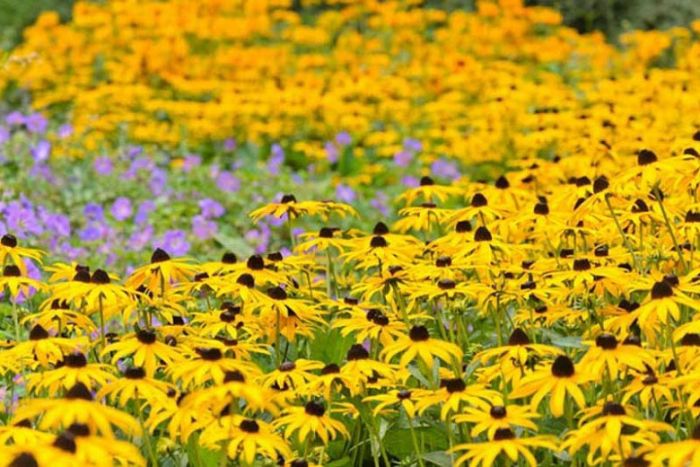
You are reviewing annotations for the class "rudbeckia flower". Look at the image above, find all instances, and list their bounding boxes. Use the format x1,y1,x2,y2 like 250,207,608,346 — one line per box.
273,400,349,444
510,355,589,417
13,383,141,438
382,325,462,369
0,234,44,275
450,428,557,466
454,404,540,439
102,329,183,377
126,248,197,294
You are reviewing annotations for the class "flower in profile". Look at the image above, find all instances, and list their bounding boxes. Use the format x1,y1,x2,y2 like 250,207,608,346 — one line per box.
454,404,540,439
450,428,557,467
273,400,349,443
382,325,462,369
199,416,292,464
0,234,44,275
13,382,141,438
510,355,588,417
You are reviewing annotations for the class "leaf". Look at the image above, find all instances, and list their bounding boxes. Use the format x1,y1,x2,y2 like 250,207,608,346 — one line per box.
325,457,352,467
308,328,355,363
213,233,254,257
422,451,453,467
383,426,449,459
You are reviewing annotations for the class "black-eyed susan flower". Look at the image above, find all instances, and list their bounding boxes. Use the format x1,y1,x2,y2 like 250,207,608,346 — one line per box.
273,400,349,444
382,325,462,369
454,404,540,439
102,329,183,377
450,428,557,466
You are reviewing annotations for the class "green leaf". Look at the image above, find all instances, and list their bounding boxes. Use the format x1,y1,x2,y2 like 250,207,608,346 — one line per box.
422,451,453,467
308,327,354,363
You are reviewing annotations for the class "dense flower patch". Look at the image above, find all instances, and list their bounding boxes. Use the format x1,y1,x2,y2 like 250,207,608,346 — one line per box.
1,148,700,465
4,0,700,466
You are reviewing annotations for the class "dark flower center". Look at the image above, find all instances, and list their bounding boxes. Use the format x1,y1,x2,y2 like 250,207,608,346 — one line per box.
91,269,110,284
619,299,640,312
455,220,472,233
67,423,90,437
136,329,157,344
595,333,618,350
224,370,245,383
495,175,510,189
551,355,575,378
319,227,336,238
372,314,389,326
686,211,700,223
444,378,466,393
9,453,38,467
237,273,255,288
631,199,649,213
72,270,90,282
663,274,679,287
493,428,515,441
373,222,389,235
623,455,649,467
53,432,77,453
65,383,93,400
279,361,296,372
471,193,487,207
219,310,238,323
151,248,171,263
239,419,260,433
64,353,87,368
436,256,452,267
637,149,657,166
1,234,18,247
347,344,369,360
593,176,609,193
474,226,492,242
305,401,326,417
3,265,20,277
602,402,626,416
692,424,700,440
490,405,507,419
344,297,359,305
681,333,700,347
124,367,146,379
29,325,49,340
171,316,185,325
247,255,264,270
573,259,591,271
508,328,530,346
370,236,388,248
281,194,297,204
438,279,456,290
290,460,309,467
642,374,658,385
321,363,340,375
397,390,412,400
196,347,222,361
420,176,434,186
651,281,673,299
409,325,430,342
221,251,237,264
594,245,609,257
267,286,288,300
533,202,549,215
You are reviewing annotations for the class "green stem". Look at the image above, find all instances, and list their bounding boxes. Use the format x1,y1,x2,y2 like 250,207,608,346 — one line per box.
405,408,425,467
11,300,20,342
654,189,688,272
604,195,640,271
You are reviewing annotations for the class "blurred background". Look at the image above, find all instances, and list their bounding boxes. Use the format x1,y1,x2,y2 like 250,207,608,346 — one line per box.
3,0,700,49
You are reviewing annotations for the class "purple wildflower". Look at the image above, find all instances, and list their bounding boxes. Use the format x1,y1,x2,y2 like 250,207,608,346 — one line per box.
199,198,225,218
110,197,133,221
31,140,51,162
192,215,218,240
216,171,240,193
393,150,412,167
335,184,356,203
431,159,460,180
157,230,190,256
93,156,113,176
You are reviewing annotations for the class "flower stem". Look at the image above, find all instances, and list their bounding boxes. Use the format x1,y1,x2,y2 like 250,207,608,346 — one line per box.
654,188,688,272
405,409,425,467
604,195,640,271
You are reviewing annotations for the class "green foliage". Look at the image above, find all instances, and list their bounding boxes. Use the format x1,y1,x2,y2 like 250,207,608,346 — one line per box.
0,0,74,50
525,0,700,39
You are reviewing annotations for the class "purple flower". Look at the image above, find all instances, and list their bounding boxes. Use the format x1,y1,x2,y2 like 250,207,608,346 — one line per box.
150,168,167,196
5,111,24,126
24,113,47,134
223,138,237,151
0,126,9,144
31,140,51,162
431,159,460,180
110,197,133,221
93,156,113,176
134,200,155,225
199,198,225,218
83,203,104,221
182,154,201,172
216,171,240,193
192,215,218,240
128,225,153,251
4,201,42,236
57,124,73,139
370,192,390,216
79,223,105,242
393,150,412,167
41,213,70,237
335,131,352,146
156,230,190,256
401,175,419,187
267,144,285,175
324,141,339,163
335,184,356,203
403,138,422,152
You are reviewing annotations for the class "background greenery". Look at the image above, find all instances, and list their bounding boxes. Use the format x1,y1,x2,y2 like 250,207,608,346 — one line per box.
2,0,700,49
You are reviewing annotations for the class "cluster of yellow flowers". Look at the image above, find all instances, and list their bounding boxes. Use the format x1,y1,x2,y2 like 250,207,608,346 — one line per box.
2,144,700,465
2,0,699,172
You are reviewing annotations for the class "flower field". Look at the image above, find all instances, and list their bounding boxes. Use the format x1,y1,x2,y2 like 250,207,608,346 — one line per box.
3,0,700,466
